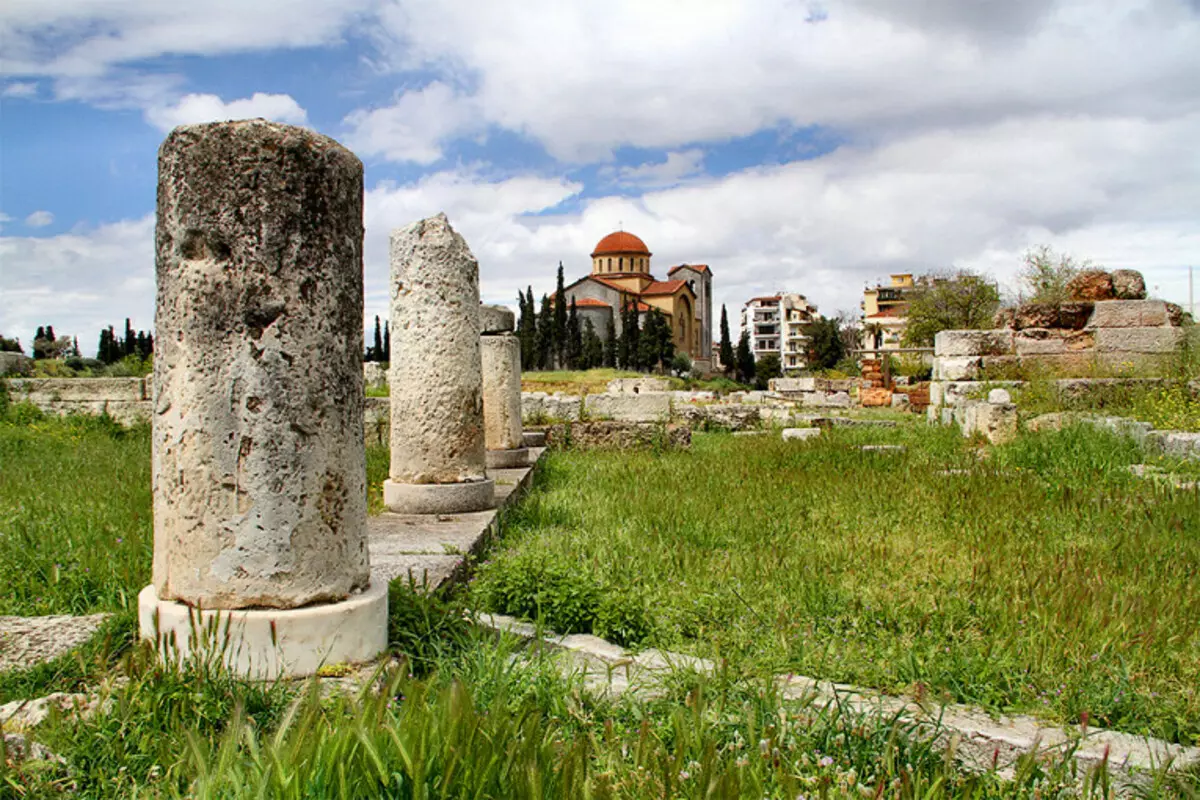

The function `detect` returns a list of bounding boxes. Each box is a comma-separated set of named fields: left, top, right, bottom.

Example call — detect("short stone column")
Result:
left=480, top=305, right=528, bottom=469
left=384, top=214, right=495, bottom=513
left=139, top=120, right=387, bottom=678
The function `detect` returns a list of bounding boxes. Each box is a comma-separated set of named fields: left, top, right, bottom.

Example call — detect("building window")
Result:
left=607, top=258, right=612, bottom=270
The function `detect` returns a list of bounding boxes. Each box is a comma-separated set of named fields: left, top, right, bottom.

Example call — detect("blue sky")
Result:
left=2, top=0, right=1200, bottom=355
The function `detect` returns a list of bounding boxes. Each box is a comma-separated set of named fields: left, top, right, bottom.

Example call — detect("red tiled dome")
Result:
left=591, top=231, right=650, bottom=257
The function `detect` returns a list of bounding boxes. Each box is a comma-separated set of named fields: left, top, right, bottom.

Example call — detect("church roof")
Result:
left=668, top=263, right=710, bottom=275
left=591, top=231, right=651, bottom=257
left=572, top=297, right=611, bottom=308
left=640, top=279, right=688, bottom=296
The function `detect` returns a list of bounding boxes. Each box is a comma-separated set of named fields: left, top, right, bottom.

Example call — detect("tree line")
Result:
left=0, top=319, right=152, bottom=364
left=515, top=264, right=680, bottom=373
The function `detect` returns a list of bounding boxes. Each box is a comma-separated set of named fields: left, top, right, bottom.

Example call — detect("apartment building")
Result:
left=860, top=273, right=916, bottom=350
left=741, top=293, right=818, bottom=373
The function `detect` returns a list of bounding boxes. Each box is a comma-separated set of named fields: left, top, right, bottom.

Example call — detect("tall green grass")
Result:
left=473, top=426, right=1200, bottom=744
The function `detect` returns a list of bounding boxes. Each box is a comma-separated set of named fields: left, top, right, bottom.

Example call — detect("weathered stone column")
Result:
left=139, top=119, right=386, bottom=678
left=480, top=305, right=528, bottom=469
left=384, top=214, right=495, bottom=513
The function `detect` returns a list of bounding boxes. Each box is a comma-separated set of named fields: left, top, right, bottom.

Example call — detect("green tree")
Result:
left=553, top=263, right=567, bottom=368
left=369, top=315, right=383, bottom=362
left=518, top=288, right=537, bottom=368
left=735, top=329, right=755, bottom=384
left=124, top=318, right=135, bottom=357
left=670, top=351, right=693, bottom=378
left=754, top=352, right=781, bottom=390
left=603, top=318, right=617, bottom=368
left=534, top=294, right=554, bottom=370
left=902, top=270, right=1000, bottom=347
left=718, top=304, right=734, bottom=376
left=622, top=304, right=640, bottom=370
left=654, top=309, right=674, bottom=372
left=1, top=336, right=23, bottom=354
left=805, top=316, right=845, bottom=370
left=382, top=321, right=390, bottom=362
left=565, top=298, right=582, bottom=369
left=582, top=319, right=603, bottom=369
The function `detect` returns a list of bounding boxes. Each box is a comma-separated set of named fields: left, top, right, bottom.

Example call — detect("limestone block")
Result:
left=481, top=334, right=523, bottom=451
left=1057, top=302, right=1095, bottom=330
left=388, top=214, right=489, bottom=485
left=1087, top=300, right=1171, bottom=329
left=363, top=362, right=387, bottom=388
left=12, top=377, right=146, bottom=402
left=584, top=391, right=670, bottom=422
left=987, top=388, right=1012, bottom=404
left=545, top=421, right=690, bottom=449
left=479, top=304, right=515, bottom=334
left=674, top=404, right=761, bottom=431
left=606, top=378, right=668, bottom=394
left=781, top=427, right=821, bottom=441
left=364, top=397, right=390, bottom=447
left=801, top=391, right=829, bottom=407
left=1012, top=303, right=1059, bottom=330
left=826, top=391, right=852, bottom=408
left=933, top=356, right=981, bottom=381
left=1066, top=270, right=1115, bottom=301
left=153, top=120, right=368, bottom=609
left=1017, top=352, right=1095, bottom=375
left=770, top=377, right=816, bottom=392
left=1095, top=327, right=1185, bottom=354
left=934, top=330, right=1014, bottom=357
left=1111, top=269, right=1147, bottom=300
left=818, top=378, right=856, bottom=392
left=928, top=381, right=944, bottom=407
left=1149, top=431, right=1200, bottom=459
left=890, top=393, right=911, bottom=410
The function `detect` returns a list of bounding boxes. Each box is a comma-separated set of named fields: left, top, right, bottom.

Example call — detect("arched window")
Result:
left=619, top=257, right=624, bottom=270
left=607, top=258, right=612, bottom=270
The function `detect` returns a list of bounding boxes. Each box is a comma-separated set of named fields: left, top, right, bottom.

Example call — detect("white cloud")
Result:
left=343, top=82, right=477, bottom=165
left=23, top=210, right=53, bottom=227
left=0, top=216, right=155, bottom=355
left=606, top=150, right=705, bottom=188
left=2, top=81, right=37, bottom=97
left=370, top=0, right=1200, bottom=161
left=145, top=92, right=308, bottom=131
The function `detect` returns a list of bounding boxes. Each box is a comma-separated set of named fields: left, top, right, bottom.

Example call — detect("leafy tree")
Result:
left=902, top=270, right=1000, bottom=347
left=718, top=304, right=734, bottom=376
left=0, top=336, right=24, bottom=354
left=553, top=263, right=567, bottom=368
left=582, top=319, right=603, bottom=369
left=1019, top=245, right=1086, bottom=304
left=534, top=294, right=554, bottom=370
left=603, top=319, right=617, bottom=368
left=754, top=352, right=782, bottom=390
left=670, top=351, right=693, bottom=378
left=805, top=316, right=845, bottom=370
left=735, top=329, right=755, bottom=384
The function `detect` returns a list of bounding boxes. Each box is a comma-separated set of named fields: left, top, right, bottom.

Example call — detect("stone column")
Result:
left=139, top=120, right=386, bottom=678
left=480, top=305, right=528, bottom=469
left=384, top=214, right=495, bottom=513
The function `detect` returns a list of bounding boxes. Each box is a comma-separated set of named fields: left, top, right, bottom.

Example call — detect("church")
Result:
left=559, top=231, right=714, bottom=370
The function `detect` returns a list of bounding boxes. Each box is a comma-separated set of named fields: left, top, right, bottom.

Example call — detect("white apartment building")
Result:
left=740, top=293, right=818, bottom=373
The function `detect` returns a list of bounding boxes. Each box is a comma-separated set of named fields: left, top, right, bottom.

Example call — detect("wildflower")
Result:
left=819, top=756, right=834, bottom=768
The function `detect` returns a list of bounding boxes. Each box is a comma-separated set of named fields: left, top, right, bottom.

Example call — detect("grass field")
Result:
left=3, top=398, right=1198, bottom=796
left=473, top=426, right=1200, bottom=745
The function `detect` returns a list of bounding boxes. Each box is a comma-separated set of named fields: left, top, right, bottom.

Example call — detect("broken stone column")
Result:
left=480, top=305, right=528, bottom=469
left=384, top=214, right=495, bottom=513
left=139, top=119, right=386, bottom=678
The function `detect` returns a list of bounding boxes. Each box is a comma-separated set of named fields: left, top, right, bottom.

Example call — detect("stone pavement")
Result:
left=0, top=614, right=110, bottom=674
left=368, top=448, right=545, bottom=590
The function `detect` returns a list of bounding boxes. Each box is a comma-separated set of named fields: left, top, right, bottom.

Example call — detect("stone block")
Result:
left=934, top=356, right=982, bottom=381
left=801, top=391, right=829, bottom=407
left=934, top=330, right=1014, bottom=357
left=827, top=392, right=852, bottom=408
left=819, top=378, right=856, bottom=392
left=546, top=421, right=690, bottom=449
left=890, top=393, right=911, bottom=410
left=770, top=377, right=817, bottom=392
left=1057, top=301, right=1096, bottom=330
left=1095, top=327, right=1185, bottom=354
left=987, top=388, right=1011, bottom=404
left=781, top=427, right=821, bottom=441
left=860, top=387, right=892, bottom=407
left=1149, top=431, right=1200, bottom=459
left=1087, top=300, right=1171, bottom=328
left=479, top=304, right=515, bottom=334
left=928, top=381, right=944, bottom=407
left=1066, top=270, right=1115, bottom=301
left=1012, top=303, right=1059, bottom=330
left=606, top=378, right=668, bottom=394
left=584, top=391, right=670, bottom=422
left=1016, top=352, right=1095, bottom=375
left=1111, top=269, right=1147, bottom=300
left=0, top=353, right=32, bottom=376
left=363, top=362, right=387, bottom=387
left=12, top=377, right=146, bottom=402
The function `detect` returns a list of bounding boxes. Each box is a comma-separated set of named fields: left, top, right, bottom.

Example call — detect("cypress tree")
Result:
left=719, top=304, right=734, bottom=376
left=656, top=310, right=675, bottom=371
left=124, top=318, right=135, bottom=357
left=146, top=333, right=154, bottom=358
left=372, top=316, right=383, bottom=363
left=638, top=310, right=660, bottom=372
left=603, top=318, right=617, bottom=368
left=553, top=263, right=567, bottom=368
left=566, top=298, right=582, bottom=370
left=535, top=293, right=554, bottom=370
left=517, top=288, right=536, bottom=368
left=383, top=321, right=390, bottom=362
left=736, top=329, right=756, bottom=384
left=72, top=336, right=80, bottom=358
left=582, top=319, right=603, bottom=369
